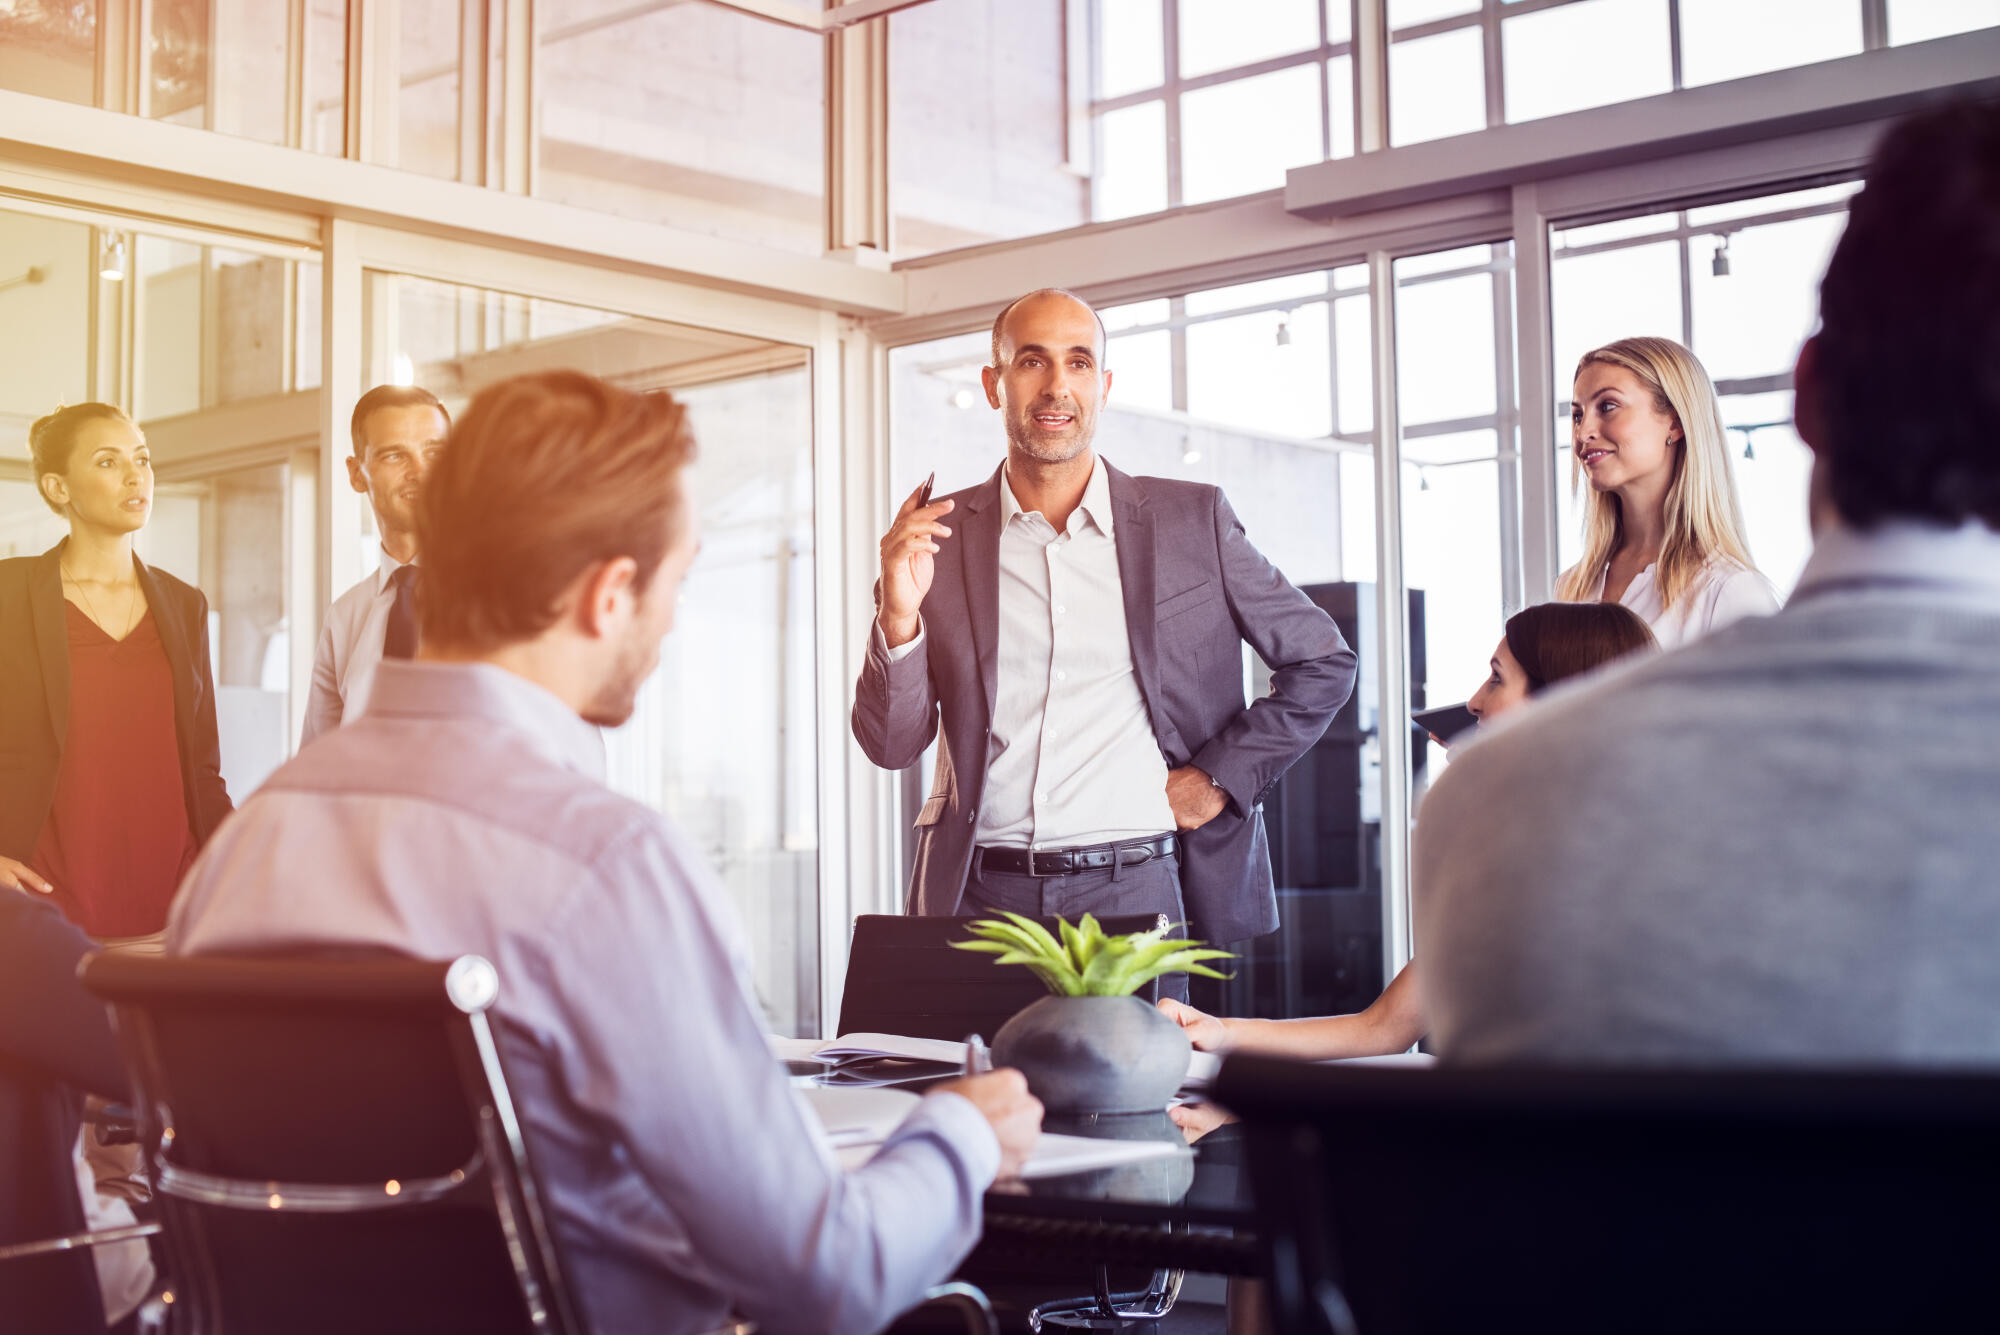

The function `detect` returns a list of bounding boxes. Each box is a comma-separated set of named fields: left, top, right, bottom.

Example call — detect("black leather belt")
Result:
left=977, top=833, right=1178, bottom=878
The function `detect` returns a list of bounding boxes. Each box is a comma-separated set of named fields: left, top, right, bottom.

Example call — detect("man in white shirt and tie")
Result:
left=301, top=385, right=450, bottom=745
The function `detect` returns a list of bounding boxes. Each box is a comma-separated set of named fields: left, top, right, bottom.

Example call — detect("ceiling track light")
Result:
left=1274, top=314, right=1292, bottom=348
left=98, top=235, right=127, bottom=282
left=1711, top=234, right=1732, bottom=278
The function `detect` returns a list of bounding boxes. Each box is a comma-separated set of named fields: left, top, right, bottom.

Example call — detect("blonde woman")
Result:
left=1558, top=336, right=1776, bottom=647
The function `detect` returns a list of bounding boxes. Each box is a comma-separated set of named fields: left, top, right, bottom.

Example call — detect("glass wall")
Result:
left=0, top=202, right=320, bottom=798
left=0, top=0, right=349, bottom=151
left=889, top=0, right=1088, bottom=256
left=1393, top=242, right=1518, bottom=789
left=888, top=267, right=1390, bottom=1023
left=1084, top=0, right=1356, bottom=221
left=361, top=273, right=823, bottom=1035
left=535, top=0, right=827, bottom=255
left=1549, top=182, right=1857, bottom=597
left=1043, top=0, right=2000, bottom=220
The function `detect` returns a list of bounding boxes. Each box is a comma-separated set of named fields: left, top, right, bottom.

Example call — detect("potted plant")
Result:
left=954, top=913, right=1235, bottom=1115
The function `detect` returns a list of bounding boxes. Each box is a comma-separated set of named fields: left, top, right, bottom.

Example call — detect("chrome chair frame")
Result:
left=84, top=952, right=582, bottom=1335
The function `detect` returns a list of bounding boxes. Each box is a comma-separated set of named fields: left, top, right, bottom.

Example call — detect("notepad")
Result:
left=772, top=1032, right=1224, bottom=1094
left=800, top=1085, right=1186, bottom=1180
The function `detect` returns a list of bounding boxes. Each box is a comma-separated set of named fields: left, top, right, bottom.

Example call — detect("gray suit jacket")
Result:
left=852, top=461, right=1356, bottom=944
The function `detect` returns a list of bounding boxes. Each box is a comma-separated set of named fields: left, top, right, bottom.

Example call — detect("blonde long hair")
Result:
left=1555, top=336, right=1757, bottom=612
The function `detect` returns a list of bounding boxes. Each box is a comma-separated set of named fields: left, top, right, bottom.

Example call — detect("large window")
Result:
left=888, top=268, right=1391, bottom=1022
left=0, top=203, right=321, bottom=798
left=1063, top=0, right=2000, bottom=214
left=1088, top=0, right=1356, bottom=220
left=0, top=0, right=349, bottom=152
left=1549, top=182, right=1858, bottom=597
left=361, top=273, right=823, bottom=1035
left=1394, top=243, right=1519, bottom=784
left=890, top=0, right=1088, bottom=257
left=535, top=0, right=827, bottom=255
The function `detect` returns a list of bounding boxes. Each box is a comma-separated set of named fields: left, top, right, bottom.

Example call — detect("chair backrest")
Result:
left=82, top=952, right=583, bottom=1335
left=838, top=914, right=1170, bottom=1042
left=1215, top=1054, right=2000, bottom=1335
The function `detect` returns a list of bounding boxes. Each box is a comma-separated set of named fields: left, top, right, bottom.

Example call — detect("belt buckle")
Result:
left=1027, top=848, right=1054, bottom=878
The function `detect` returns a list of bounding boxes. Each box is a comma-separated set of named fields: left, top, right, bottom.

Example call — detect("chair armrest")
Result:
left=0, top=1221, right=162, bottom=1264
left=900, top=1282, right=997, bottom=1335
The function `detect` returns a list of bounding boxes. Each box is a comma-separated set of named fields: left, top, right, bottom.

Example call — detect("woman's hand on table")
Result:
left=1157, top=997, right=1231, bottom=1053
left=1169, top=1100, right=1238, bottom=1144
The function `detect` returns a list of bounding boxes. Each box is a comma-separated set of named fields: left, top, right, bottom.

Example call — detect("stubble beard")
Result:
left=1005, top=413, right=1094, bottom=467
left=581, top=633, right=658, bottom=729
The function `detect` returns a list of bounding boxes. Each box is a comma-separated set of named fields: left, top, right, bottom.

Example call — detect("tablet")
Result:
left=1412, top=702, right=1477, bottom=745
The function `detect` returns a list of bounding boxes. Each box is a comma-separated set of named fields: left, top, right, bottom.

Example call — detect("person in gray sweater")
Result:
left=1418, top=98, right=2000, bottom=1067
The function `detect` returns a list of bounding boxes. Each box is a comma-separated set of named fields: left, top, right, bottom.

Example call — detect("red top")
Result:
left=31, top=601, right=199, bottom=938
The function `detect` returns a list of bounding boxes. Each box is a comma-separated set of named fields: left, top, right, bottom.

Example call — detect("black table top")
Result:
left=985, top=1106, right=1251, bottom=1229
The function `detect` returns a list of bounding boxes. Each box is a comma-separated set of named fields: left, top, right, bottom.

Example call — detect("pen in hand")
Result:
left=963, top=1032, right=992, bottom=1076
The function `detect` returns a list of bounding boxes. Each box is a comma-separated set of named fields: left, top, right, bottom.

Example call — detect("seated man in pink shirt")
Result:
left=169, top=371, right=1041, bottom=1335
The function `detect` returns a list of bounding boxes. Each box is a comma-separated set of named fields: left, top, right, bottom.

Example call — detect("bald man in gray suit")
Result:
left=854, top=290, right=1355, bottom=975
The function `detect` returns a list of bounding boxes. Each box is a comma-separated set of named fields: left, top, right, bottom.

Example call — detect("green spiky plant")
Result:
left=952, top=911, right=1235, bottom=997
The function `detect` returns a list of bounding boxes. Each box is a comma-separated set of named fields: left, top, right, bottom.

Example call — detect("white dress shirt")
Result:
left=886, top=459, right=1176, bottom=849
left=170, top=660, right=999, bottom=1335
left=1576, top=556, right=1778, bottom=649
left=300, top=550, right=408, bottom=746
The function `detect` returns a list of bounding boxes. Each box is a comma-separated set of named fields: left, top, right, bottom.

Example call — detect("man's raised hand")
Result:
left=878, top=481, right=954, bottom=648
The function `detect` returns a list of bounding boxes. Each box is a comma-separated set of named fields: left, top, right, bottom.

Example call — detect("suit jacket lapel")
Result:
left=1108, top=463, right=1165, bottom=736
left=961, top=467, right=1005, bottom=723
left=134, top=555, right=198, bottom=764
left=28, top=546, right=69, bottom=749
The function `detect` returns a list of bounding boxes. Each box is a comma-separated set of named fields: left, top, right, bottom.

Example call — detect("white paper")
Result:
left=773, top=1031, right=1230, bottom=1094
left=1014, top=1132, right=1186, bottom=1181
left=828, top=1128, right=1186, bottom=1180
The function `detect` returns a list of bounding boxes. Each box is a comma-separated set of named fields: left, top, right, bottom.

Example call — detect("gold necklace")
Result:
left=59, top=561, right=140, bottom=640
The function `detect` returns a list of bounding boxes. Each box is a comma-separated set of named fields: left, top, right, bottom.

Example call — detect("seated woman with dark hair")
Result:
left=1468, top=600, right=1658, bottom=723
left=1159, top=602, right=1658, bottom=1068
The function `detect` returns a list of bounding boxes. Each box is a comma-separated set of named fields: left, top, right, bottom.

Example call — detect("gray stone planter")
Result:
left=991, top=994, right=1192, bottom=1115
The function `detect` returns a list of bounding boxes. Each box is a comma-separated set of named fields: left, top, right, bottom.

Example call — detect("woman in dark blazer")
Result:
left=0, top=403, right=232, bottom=944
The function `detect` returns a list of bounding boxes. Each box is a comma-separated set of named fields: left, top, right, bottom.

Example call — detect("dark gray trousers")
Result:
left=961, top=847, right=1191, bottom=1004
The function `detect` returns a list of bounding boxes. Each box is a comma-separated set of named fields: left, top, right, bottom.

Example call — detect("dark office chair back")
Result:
left=1216, top=1055, right=2000, bottom=1335
left=839, top=914, right=1170, bottom=1041
left=82, top=952, right=582, bottom=1335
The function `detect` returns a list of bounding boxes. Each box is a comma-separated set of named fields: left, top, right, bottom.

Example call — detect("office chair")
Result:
left=83, top=951, right=583, bottom=1335
left=83, top=951, right=998, bottom=1335
left=1215, top=1054, right=2000, bottom=1335
left=838, top=913, right=1171, bottom=1042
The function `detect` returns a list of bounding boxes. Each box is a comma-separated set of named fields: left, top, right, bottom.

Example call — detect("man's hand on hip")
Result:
left=1166, top=765, right=1228, bottom=830
left=877, top=481, right=955, bottom=648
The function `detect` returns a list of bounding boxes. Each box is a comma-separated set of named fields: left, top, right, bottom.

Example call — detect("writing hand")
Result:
left=931, top=1067, right=1043, bottom=1180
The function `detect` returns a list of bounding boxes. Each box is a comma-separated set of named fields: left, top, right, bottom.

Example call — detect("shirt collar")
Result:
left=362, top=660, right=608, bottom=782
left=1000, top=455, right=1114, bottom=538
left=374, top=547, right=414, bottom=594
left=1793, top=519, right=2000, bottom=605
